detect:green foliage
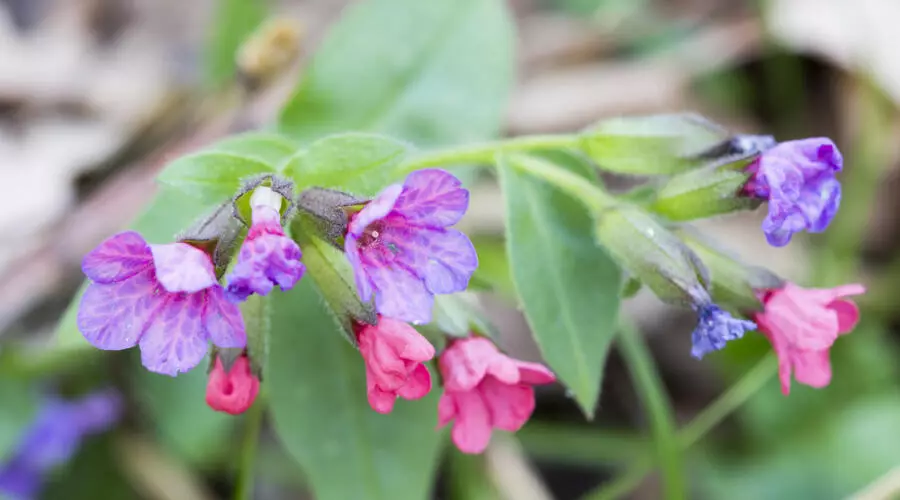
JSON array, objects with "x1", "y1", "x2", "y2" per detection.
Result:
[
  {"x1": 278, "y1": 0, "x2": 514, "y2": 147},
  {"x1": 267, "y1": 282, "x2": 443, "y2": 500},
  {"x1": 283, "y1": 133, "x2": 410, "y2": 195},
  {"x1": 498, "y1": 153, "x2": 622, "y2": 418},
  {"x1": 0, "y1": 379, "x2": 37, "y2": 463},
  {"x1": 241, "y1": 294, "x2": 271, "y2": 377},
  {"x1": 205, "y1": 0, "x2": 268, "y2": 88},
  {"x1": 581, "y1": 113, "x2": 728, "y2": 175},
  {"x1": 430, "y1": 293, "x2": 498, "y2": 340}
]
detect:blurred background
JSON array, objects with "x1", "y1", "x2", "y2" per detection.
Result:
[{"x1": 1, "y1": 0, "x2": 899, "y2": 498}]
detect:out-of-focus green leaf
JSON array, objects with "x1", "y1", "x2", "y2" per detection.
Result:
[
  {"x1": 446, "y1": 451, "x2": 499, "y2": 500},
  {"x1": 0, "y1": 379, "x2": 37, "y2": 463},
  {"x1": 498, "y1": 153, "x2": 622, "y2": 418},
  {"x1": 43, "y1": 435, "x2": 138, "y2": 500},
  {"x1": 284, "y1": 133, "x2": 409, "y2": 196},
  {"x1": 205, "y1": 0, "x2": 268, "y2": 88},
  {"x1": 134, "y1": 356, "x2": 236, "y2": 469},
  {"x1": 581, "y1": 113, "x2": 728, "y2": 175},
  {"x1": 278, "y1": 0, "x2": 514, "y2": 148},
  {"x1": 471, "y1": 235, "x2": 516, "y2": 300},
  {"x1": 268, "y1": 281, "x2": 443, "y2": 500},
  {"x1": 430, "y1": 293, "x2": 498, "y2": 340}
]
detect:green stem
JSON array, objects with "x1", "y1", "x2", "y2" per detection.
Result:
[
  {"x1": 583, "y1": 354, "x2": 777, "y2": 500},
  {"x1": 503, "y1": 153, "x2": 614, "y2": 211},
  {"x1": 234, "y1": 400, "x2": 264, "y2": 500},
  {"x1": 396, "y1": 134, "x2": 581, "y2": 174},
  {"x1": 617, "y1": 321, "x2": 685, "y2": 500}
]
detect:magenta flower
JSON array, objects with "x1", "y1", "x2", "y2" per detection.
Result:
[
  {"x1": 754, "y1": 282, "x2": 864, "y2": 395},
  {"x1": 77, "y1": 231, "x2": 246, "y2": 376},
  {"x1": 438, "y1": 337, "x2": 556, "y2": 454},
  {"x1": 354, "y1": 316, "x2": 435, "y2": 414},
  {"x1": 225, "y1": 187, "x2": 304, "y2": 302},
  {"x1": 743, "y1": 138, "x2": 843, "y2": 247},
  {"x1": 0, "y1": 390, "x2": 121, "y2": 500},
  {"x1": 345, "y1": 169, "x2": 478, "y2": 324}
]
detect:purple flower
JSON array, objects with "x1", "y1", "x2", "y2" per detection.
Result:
[
  {"x1": 691, "y1": 303, "x2": 757, "y2": 359},
  {"x1": 743, "y1": 138, "x2": 843, "y2": 247},
  {"x1": 77, "y1": 231, "x2": 246, "y2": 376},
  {"x1": 0, "y1": 390, "x2": 121, "y2": 500},
  {"x1": 226, "y1": 187, "x2": 304, "y2": 302},
  {"x1": 345, "y1": 169, "x2": 478, "y2": 324}
]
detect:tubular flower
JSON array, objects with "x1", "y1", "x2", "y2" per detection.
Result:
[
  {"x1": 225, "y1": 186, "x2": 304, "y2": 302},
  {"x1": 438, "y1": 337, "x2": 555, "y2": 454},
  {"x1": 206, "y1": 352, "x2": 260, "y2": 415},
  {"x1": 345, "y1": 169, "x2": 478, "y2": 324},
  {"x1": 77, "y1": 231, "x2": 246, "y2": 376},
  {"x1": 355, "y1": 316, "x2": 435, "y2": 414},
  {"x1": 743, "y1": 138, "x2": 843, "y2": 247},
  {"x1": 754, "y1": 282, "x2": 864, "y2": 394}
]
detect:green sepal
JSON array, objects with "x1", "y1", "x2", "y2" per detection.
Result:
[
  {"x1": 176, "y1": 201, "x2": 244, "y2": 279},
  {"x1": 231, "y1": 173, "x2": 296, "y2": 226},
  {"x1": 650, "y1": 158, "x2": 761, "y2": 221}
]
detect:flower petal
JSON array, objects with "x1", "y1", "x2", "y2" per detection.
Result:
[
  {"x1": 366, "y1": 383, "x2": 397, "y2": 414},
  {"x1": 203, "y1": 287, "x2": 247, "y2": 348},
  {"x1": 394, "y1": 169, "x2": 469, "y2": 227},
  {"x1": 449, "y1": 390, "x2": 493, "y2": 454},
  {"x1": 480, "y1": 377, "x2": 536, "y2": 432},
  {"x1": 348, "y1": 184, "x2": 403, "y2": 237},
  {"x1": 397, "y1": 363, "x2": 432, "y2": 401},
  {"x1": 421, "y1": 228, "x2": 478, "y2": 294},
  {"x1": 515, "y1": 361, "x2": 557, "y2": 385},
  {"x1": 82, "y1": 231, "x2": 152, "y2": 283},
  {"x1": 789, "y1": 348, "x2": 832, "y2": 389},
  {"x1": 77, "y1": 271, "x2": 161, "y2": 350},
  {"x1": 345, "y1": 236, "x2": 374, "y2": 302},
  {"x1": 138, "y1": 293, "x2": 209, "y2": 376},
  {"x1": 150, "y1": 243, "x2": 217, "y2": 293},
  {"x1": 375, "y1": 317, "x2": 435, "y2": 362},
  {"x1": 440, "y1": 337, "x2": 497, "y2": 392},
  {"x1": 368, "y1": 264, "x2": 433, "y2": 324},
  {"x1": 437, "y1": 392, "x2": 457, "y2": 428}
]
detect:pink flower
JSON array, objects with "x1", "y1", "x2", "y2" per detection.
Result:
[
  {"x1": 206, "y1": 353, "x2": 260, "y2": 415},
  {"x1": 754, "y1": 282, "x2": 865, "y2": 395},
  {"x1": 438, "y1": 337, "x2": 556, "y2": 454},
  {"x1": 354, "y1": 316, "x2": 435, "y2": 414},
  {"x1": 225, "y1": 187, "x2": 304, "y2": 301},
  {"x1": 77, "y1": 231, "x2": 246, "y2": 376}
]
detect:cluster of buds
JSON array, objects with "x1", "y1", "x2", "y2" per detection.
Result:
[{"x1": 76, "y1": 169, "x2": 554, "y2": 454}]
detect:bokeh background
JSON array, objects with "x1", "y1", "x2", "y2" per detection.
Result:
[{"x1": 1, "y1": 0, "x2": 898, "y2": 499}]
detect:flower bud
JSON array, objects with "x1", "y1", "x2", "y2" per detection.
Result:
[{"x1": 206, "y1": 351, "x2": 260, "y2": 415}]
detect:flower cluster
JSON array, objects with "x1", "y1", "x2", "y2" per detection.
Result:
[{"x1": 0, "y1": 390, "x2": 121, "y2": 499}]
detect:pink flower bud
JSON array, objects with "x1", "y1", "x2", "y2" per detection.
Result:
[{"x1": 206, "y1": 354, "x2": 260, "y2": 415}]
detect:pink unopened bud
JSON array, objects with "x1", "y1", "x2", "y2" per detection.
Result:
[{"x1": 206, "y1": 353, "x2": 260, "y2": 415}]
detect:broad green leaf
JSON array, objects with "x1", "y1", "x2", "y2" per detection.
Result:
[
  {"x1": 268, "y1": 281, "x2": 443, "y2": 500},
  {"x1": 204, "y1": 0, "x2": 268, "y2": 88},
  {"x1": 158, "y1": 152, "x2": 275, "y2": 203},
  {"x1": 580, "y1": 113, "x2": 728, "y2": 175},
  {"x1": 210, "y1": 132, "x2": 299, "y2": 168},
  {"x1": 43, "y1": 435, "x2": 139, "y2": 500},
  {"x1": 497, "y1": 153, "x2": 622, "y2": 417},
  {"x1": 134, "y1": 355, "x2": 236, "y2": 469},
  {"x1": 278, "y1": 0, "x2": 514, "y2": 148},
  {"x1": 284, "y1": 133, "x2": 409, "y2": 196},
  {"x1": 0, "y1": 379, "x2": 37, "y2": 463}
]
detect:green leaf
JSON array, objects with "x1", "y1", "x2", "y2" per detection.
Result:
[
  {"x1": 431, "y1": 293, "x2": 498, "y2": 340},
  {"x1": 581, "y1": 113, "x2": 728, "y2": 175},
  {"x1": 210, "y1": 132, "x2": 299, "y2": 168},
  {"x1": 497, "y1": 153, "x2": 622, "y2": 418},
  {"x1": 471, "y1": 235, "x2": 516, "y2": 300},
  {"x1": 284, "y1": 133, "x2": 409, "y2": 196},
  {"x1": 268, "y1": 281, "x2": 443, "y2": 500},
  {"x1": 158, "y1": 152, "x2": 275, "y2": 203},
  {"x1": 134, "y1": 356, "x2": 237, "y2": 469},
  {"x1": 204, "y1": 0, "x2": 268, "y2": 88},
  {"x1": 290, "y1": 215, "x2": 375, "y2": 344},
  {"x1": 0, "y1": 378, "x2": 37, "y2": 463},
  {"x1": 278, "y1": 0, "x2": 514, "y2": 148}
]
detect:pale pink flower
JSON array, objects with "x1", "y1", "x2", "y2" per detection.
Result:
[
  {"x1": 754, "y1": 282, "x2": 864, "y2": 395},
  {"x1": 438, "y1": 337, "x2": 555, "y2": 454}
]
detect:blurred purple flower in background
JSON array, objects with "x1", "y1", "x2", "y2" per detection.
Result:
[
  {"x1": 225, "y1": 186, "x2": 304, "y2": 302},
  {"x1": 743, "y1": 138, "x2": 843, "y2": 247},
  {"x1": 345, "y1": 169, "x2": 478, "y2": 324},
  {"x1": 77, "y1": 231, "x2": 246, "y2": 376},
  {"x1": 0, "y1": 390, "x2": 121, "y2": 500}
]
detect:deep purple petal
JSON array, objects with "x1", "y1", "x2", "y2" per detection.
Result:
[
  {"x1": 394, "y1": 169, "x2": 469, "y2": 227},
  {"x1": 149, "y1": 243, "x2": 217, "y2": 293},
  {"x1": 801, "y1": 177, "x2": 841, "y2": 233},
  {"x1": 203, "y1": 287, "x2": 247, "y2": 348},
  {"x1": 81, "y1": 231, "x2": 152, "y2": 284},
  {"x1": 138, "y1": 292, "x2": 209, "y2": 376},
  {"x1": 0, "y1": 458, "x2": 40, "y2": 500},
  {"x1": 368, "y1": 265, "x2": 434, "y2": 324},
  {"x1": 345, "y1": 236, "x2": 374, "y2": 302},
  {"x1": 225, "y1": 234, "x2": 304, "y2": 301},
  {"x1": 348, "y1": 184, "x2": 403, "y2": 237},
  {"x1": 77, "y1": 270, "x2": 162, "y2": 350},
  {"x1": 690, "y1": 304, "x2": 756, "y2": 359}
]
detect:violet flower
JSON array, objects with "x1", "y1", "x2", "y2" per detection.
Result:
[
  {"x1": 225, "y1": 186, "x2": 304, "y2": 302},
  {"x1": 689, "y1": 287, "x2": 756, "y2": 359},
  {"x1": 743, "y1": 138, "x2": 843, "y2": 247},
  {"x1": 0, "y1": 390, "x2": 121, "y2": 500},
  {"x1": 77, "y1": 231, "x2": 246, "y2": 376},
  {"x1": 344, "y1": 169, "x2": 478, "y2": 324}
]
